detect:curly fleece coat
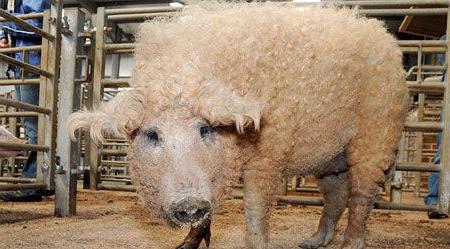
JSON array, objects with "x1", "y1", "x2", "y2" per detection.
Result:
[{"x1": 68, "y1": 4, "x2": 408, "y2": 249}]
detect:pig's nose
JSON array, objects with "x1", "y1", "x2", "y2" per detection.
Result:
[{"x1": 168, "y1": 197, "x2": 211, "y2": 225}]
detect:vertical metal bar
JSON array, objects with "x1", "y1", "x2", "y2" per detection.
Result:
[
  {"x1": 414, "y1": 94, "x2": 425, "y2": 197},
  {"x1": 111, "y1": 23, "x2": 121, "y2": 79},
  {"x1": 391, "y1": 133, "x2": 405, "y2": 203},
  {"x1": 36, "y1": 10, "x2": 50, "y2": 185},
  {"x1": 438, "y1": 6, "x2": 450, "y2": 215},
  {"x1": 54, "y1": 8, "x2": 85, "y2": 217},
  {"x1": 418, "y1": 47, "x2": 423, "y2": 82},
  {"x1": 7, "y1": 92, "x2": 17, "y2": 177},
  {"x1": 88, "y1": 7, "x2": 106, "y2": 190}
]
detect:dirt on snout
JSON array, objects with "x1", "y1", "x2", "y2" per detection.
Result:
[{"x1": 0, "y1": 189, "x2": 449, "y2": 249}]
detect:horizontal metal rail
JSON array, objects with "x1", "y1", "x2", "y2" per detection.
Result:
[
  {"x1": 101, "y1": 78, "x2": 131, "y2": 88},
  {"x1": 0, "y1": 10, "x2": 54, "y2": 41},
  {"x1": 0, "y1": 53, "x2": 52, "y2": 78},
  {"x1": 102, "y1": 142, "x2": 129, "y2": 146},
  {"x1": 105, "y1": 6, "x2": 183, "y2": 15},
  {"x1": 232, "y1": 192, "x2": 438, "y2": 212},
  {"x1": 0, "y1": 183, "x2": 44, "y2": 191},
  {"x1": 100, "y1": 149, "x2": 128, "y2": 157},
  {"x1": 359, "y1": 8, "x2": 448, "y2": 16},
  {"x1": 404, "y1": 121, "x2": 442, "y2": 132},
  {"x1": 321, "y1": 0, "x2": 450, "y2": 7},
  {"x1": 402, "y1": 47, "x2": 446, "y2": 53},
  {"x1": 107, "y1": 12, "x2": 176, "y2": 22},
  {"x1": 0, "y1": 141, "x2": 49, "y2": 151},
  {"x1": 97, "y1": 183, "x2": 136, "y2": 192},
  {"x1": 0, "y1": 97, "x2": 51, "y2": 114},
  {"x1": 0, "y1": 177, "x2": 36, "y2": 183},
  {"x1": 0, "y1": 78, "x2": 40, "y2": 86},
  {"x1": 0, "y1": 111, "x2": 39, "y2": 117},
  {"x1": 104, "y1": 41, "x2": 447, "y2": 52},
  {"x1": 0, "y1": 45, "x2": 41, "y2": 53},
  {"x1": 396, "y1": 162, "x2": 441, "y2": 172},
  {"x1": 398, "y1": 40, "x2": 447, "y2": 47},
  {"x1": 407, "y1": 82, "x2": 445, "y2": 93},
  {"x1": 103, "y1": 43, "x2": 135, "y2": 51},
  {"x1": 0, "y1": 12, "x2": 43, "y2": 22}
]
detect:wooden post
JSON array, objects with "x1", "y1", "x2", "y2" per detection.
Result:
[
  {"x1": 54, "y1": 8, "x2": 85, "y2": 217},
  {"x1": 87, "y1": 7, "x2": 106, "y2": 190},
  {"x1": 438, "y1": 6, "x2": 450, "y2": 215}
]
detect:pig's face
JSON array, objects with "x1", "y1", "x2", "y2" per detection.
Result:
[
  {"x1": 68, "y1": 85, "x2": 263, "y2": 226},
  {"x1": 129, "y1": 110, "x2": 234, "y2": 226}
]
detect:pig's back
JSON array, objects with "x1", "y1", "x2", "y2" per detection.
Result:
[{"x1": 194, "y1": 6, "x2": 405, "y2": 171}]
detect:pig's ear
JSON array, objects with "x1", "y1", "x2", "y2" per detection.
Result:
[
  {"x1": 68, "y1": 89, "x2": 145, "y2": 144},
  {"x1": 194, "y1": 81, "x2": 264, "y2": 134}
]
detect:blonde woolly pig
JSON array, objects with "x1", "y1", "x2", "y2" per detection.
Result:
[{"x1": 68, "y1": 4, "x2": 408, "y2": 249}]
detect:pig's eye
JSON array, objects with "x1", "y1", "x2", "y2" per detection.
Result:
[
  {"x1": 199, "y1": 124, "x2": 215, "y2": 139},
  {"x1": 143, "y1": 129, "x2": 161, "y2": 145}
]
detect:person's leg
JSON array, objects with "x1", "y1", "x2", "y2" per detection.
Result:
[
  {"x1": 425, "y1": 172, "x2": 439, "y2": 206},
  {"x1": 18, "y1": 81, "x2": 39, "y2": 179},
  {"x1": 0, "y1": 71, "x2": 41, "y2": 201}
]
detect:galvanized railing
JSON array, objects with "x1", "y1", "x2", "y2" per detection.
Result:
[{"x1": 0, "y1": 2, "x2": 62, "y2": 195}]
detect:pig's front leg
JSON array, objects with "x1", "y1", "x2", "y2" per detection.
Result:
[
  {"x1": 176, "y1": 218, "x2": 211, "y2": 249},
  {"x1": 243, "y1": 168, "x2": 272, "y2": 249}
]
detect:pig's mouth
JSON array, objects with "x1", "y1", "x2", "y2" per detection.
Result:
[{"x1": 167, "y1": 197, "x2": 211, "y2": 226}]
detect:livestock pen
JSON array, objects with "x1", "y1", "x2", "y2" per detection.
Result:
[{"x1": 0, "y1": 1, "x2": 449, "y2": 249}]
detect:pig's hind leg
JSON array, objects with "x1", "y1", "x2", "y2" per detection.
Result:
[
  {"x1": 299, "y1": 153, "x2": 349, "y2": 249},
  {"x1": 176, "y1": 218, "x2": 211, "y2": 249}
]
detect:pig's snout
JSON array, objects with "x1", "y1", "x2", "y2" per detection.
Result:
[{"x1": 168, "y1": 197, "x2": 211, "y2": 225}]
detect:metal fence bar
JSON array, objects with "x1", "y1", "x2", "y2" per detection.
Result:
[
  {"x1": 0, "y1": 177, "x2": 36, "y2": 183},
  {"x1": 359, "y1": 8, "x2": 448, "y2": 16},
  {"x1": 438, "y1": 6, "x2": 450, "y2": 215},
  {"x1": 404, "y1": 121, "x2": 442, "y2": 132},
  {"x1": 54, "y1": 8, "x2": 84, "y2": 216},
  {"x1": 0, "y1": 53, "x2": 52, "y2": 78},
  {"x1": 0, "y1": 10, "x2": 55, "y2": 41},
  {"x1": 107, "y1": 12, "x2": 176, "y2": 22},
  {"x1": 101, "y1": 78, "x2": 131, "y2": 88},
  {"x1": 0, "y1": 12, "x2": 43, "y2": 22},
  {"x1": 0, "y1": 97, "x2": 51, "y2": 114},
  {"x1": 0, "y1": 183, "x2": 45, "y2": 191},
  {"x1": 0, "y1": 142, "x2": 49, "y2": 151},
  {"x1": 398, "y1": 40, "x2": 447, "y2": 47},
  {"x1": 321, "y1": 0, "x2": 450, "y2": 7},
  {"x1": 0, "y1": 45, "x2": 41, "y2": 53},
  {"x1": 87, "y1": 7, "x2": 106, "y2": 190},
  {"x1": 396, "y1": 162, "x2": 441, "y2": 172},
  {"x1": 101, "y1": 149, "x2": 128, "y2": 157},
  {"x1": 105, "y1": 6, "x2": 182, "y2": 15},
  {"x1": 407, "y1": 82, "x2": 446, "y2": 94},
  {"x1": 0, "y1": 79, "x2": 40, "y2": 85},
  {"x1": 97, "y1": 183, "x2": 136, "y2": 192},
  {"x1": 0, "y1": 111, "x2": 39, "y2": 117}
]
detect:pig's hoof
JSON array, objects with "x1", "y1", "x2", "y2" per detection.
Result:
[
  {"x1": 299, "y1": 239, "x2": 322, "y2": 249},
  {"x1": 341, "y1": 238, "x2": 364, "y2": 249},
  {"x1": 176, "y1": 241, "x2": 201, "y2": 249},
  {"x1": 299, "y1": 233, "x2": 332, "y2": 249}
]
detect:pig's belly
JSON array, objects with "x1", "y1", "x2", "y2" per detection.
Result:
[{"x1": 283, "y1": 124, "x2": 354, "y2": 177}]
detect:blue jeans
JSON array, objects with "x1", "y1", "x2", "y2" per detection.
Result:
[
  {"x1": 14, "y1": 71, "x2": 39, "y2": 179},
  {"x1": 425, "y1": 172, "x2": 440, "y2": 206},
  {"x1": 425, "y1": 131, "x2": 441, "y2": 206}
]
